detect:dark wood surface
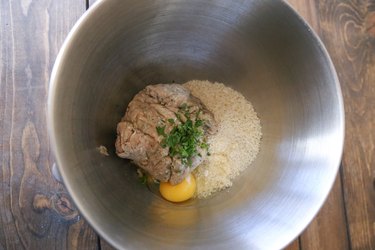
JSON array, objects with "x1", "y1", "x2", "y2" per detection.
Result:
[{"x1": 1, "y1": 0, "x2": 374, "y2": 249}]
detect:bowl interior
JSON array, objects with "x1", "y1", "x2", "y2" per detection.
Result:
[{"x1": 49, "y1": 0, "x2": 344, "y2": 249}]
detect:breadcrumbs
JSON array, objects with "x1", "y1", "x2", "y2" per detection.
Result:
[{"x1": 184, "y1": 80, "x2": 262, "y2": 198}]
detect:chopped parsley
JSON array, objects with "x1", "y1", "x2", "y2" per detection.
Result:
[
  {"x1": 156, "y1": 125, "x2": 166, "y2": 137},
  {"x1": 139, "y1": 175, "x2": 147, "y2": 185},
  {"x1": 136, "y1": 168, "x2": 148, "y2": 185},
  {"x1": 156, "y1": 104, "x2": 210, "y2": 166}
]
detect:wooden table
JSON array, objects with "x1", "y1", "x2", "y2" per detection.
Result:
[{"x1": 1, "y1": 0, "x2": 374, "y2": 249}]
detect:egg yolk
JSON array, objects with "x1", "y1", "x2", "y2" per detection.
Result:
[{"x1": 159, "y1": 174, "x2": 196, "y2": 202}]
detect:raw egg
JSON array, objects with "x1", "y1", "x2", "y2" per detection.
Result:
[{"x1": 159, "y1": 174, "x2": 196, "y2": 202}]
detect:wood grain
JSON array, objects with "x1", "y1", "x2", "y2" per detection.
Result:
[
  {"x1": 0, "y1": 0, "x2": 98, "y2": 249},
  {"x1": 317, "y1": 1, "x2": 375, "y2": 249}
]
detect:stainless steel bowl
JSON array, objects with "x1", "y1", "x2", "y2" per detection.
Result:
[{"x1": 48, "y1": 0, "x2": 344, "y2": 249}]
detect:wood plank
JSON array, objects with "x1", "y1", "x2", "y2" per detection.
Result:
[
  {"x1": 286, "y1": 1, "x2": 350, "y2": 249},
  {"x1": 0, "y1": 0, "x2": 98, "y2": 249},
  {"x1": 316, "y1": 1, "x2": 375, "y2": 249}
]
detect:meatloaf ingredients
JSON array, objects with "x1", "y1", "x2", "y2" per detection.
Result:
[
  {"x1": 159, "y1": 173, "x2": 196, "y2": 202},
  {"x1": 115, "y1": 84, "x2": 217, "y2": 185},
  {"x1": 184, "y1": 80, "x2": 262, "y2": 199}
]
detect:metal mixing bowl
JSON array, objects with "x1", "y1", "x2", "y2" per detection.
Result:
[{"x1": 48, "y1": 0, "x2": 344, "y2": 249}]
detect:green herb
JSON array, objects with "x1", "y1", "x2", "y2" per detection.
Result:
[
  {"x1": 139, "y1": 175, "x2": 147, "y2": 184},
  {"x1": 179, "y1": 103, "x2": 188, "y2": 111},
  {"x1": 156, "y1": 125, "x2": 166, "y2": 137},
  {"x1": 167, "y1": 118, "x2": 175, "y2": 124},
  {"x1": 156, "y1": 104, "x2": 210, "y2": 167}
]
